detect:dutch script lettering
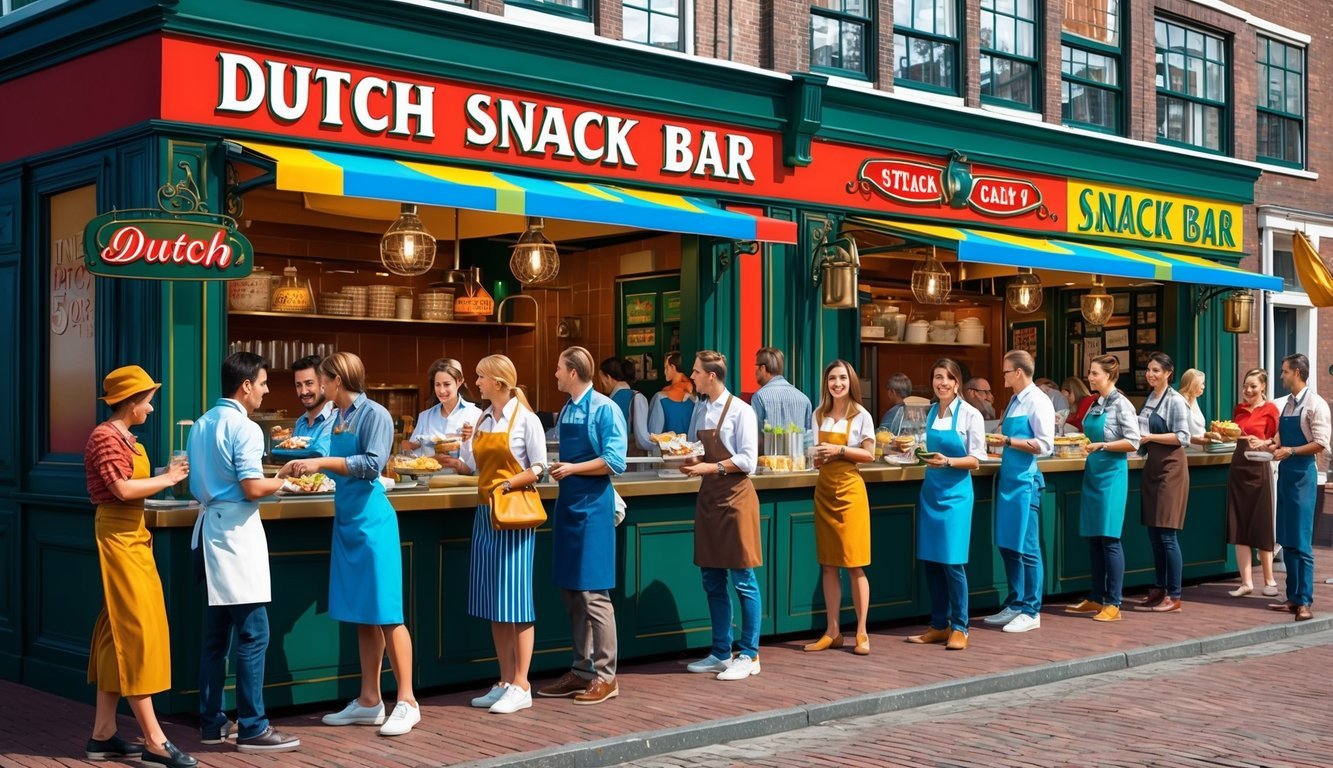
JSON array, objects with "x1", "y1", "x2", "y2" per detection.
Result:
[{"x1": 100, "y1": 226, "x2": 235, "y2": 270}]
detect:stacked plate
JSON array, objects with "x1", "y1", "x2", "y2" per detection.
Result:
[
  {"x1": 419, "y1": 291, "x2": 455, "y2": 321},
  {"x1": 321, "y1": 293, "x2": 353, "y2": 316},
  {"x1": 341, "y1": 285, "x2": 368, "y2": 317},
  {"x1": 367, "y1": 285, "x2": 397, "y2": 318}
]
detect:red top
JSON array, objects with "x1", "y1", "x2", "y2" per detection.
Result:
[
  {"x1": 1066, "y1": 395, "x2": 1098, "y2": 432},
  {"x1": 84, "y1": 422, "x2": 139, "y2": 504},
  {"x1": 1231, "y1": 401, "x2": 1279, "y2": 440}
]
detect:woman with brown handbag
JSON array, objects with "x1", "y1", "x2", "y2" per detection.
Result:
[{"x1": 460, "y1": 354, "x2": 548, "y2": 714}]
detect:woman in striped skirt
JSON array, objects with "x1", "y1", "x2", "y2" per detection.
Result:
[{"x1": 459, "y1": 354, "x2": 548, "y2": 714}]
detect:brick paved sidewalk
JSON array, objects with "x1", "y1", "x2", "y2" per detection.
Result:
[{"x1": 4, "y1": 552, "x2": 1332, "y2": 768}]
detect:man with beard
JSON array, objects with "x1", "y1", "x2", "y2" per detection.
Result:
[{"x1": 291, "y1": 355, "x2": 334, "y2": 457}]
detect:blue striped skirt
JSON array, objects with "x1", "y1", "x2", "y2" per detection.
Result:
[{"x1": 467, "y1": 505, "x2": 536, "y2": 623}]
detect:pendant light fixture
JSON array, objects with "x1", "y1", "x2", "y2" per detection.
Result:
[
  {"x1": 910, "y1": 248, "x2": 951, "y2": 305},
  {"x1": 812, "y1": 235, "x2": 860, "y2": 309},
  {"x1": 1080, "y1": 275, "x2": 1115, "y2": 327},
  {"x1": 509, "y1": 217, "x2": 560, "y2": 285},
  {"x1": 1006, "y1": 268, "x2": 1044, "y2": 314},
  {"x1": 380, "y1": 204, "x2": 437, "y2": 277},
  {"x1": 1222, "y1": 290, "x2": 1255, "y2": 333}
]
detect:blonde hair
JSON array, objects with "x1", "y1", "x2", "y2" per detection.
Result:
[
  {"x1": 814, "y1": 359, "x2": 864, "y2": 425},
  {"x1": 560, "y1": 346, "x2": 596, "y2": 382},
  {"x1": 1179, "y1": 368, "x2": 1205, "y2": 399},
  {"x1": 477, "y1": 354, "x2": 531, "y2": 410},
  {"x1": 1061, "y1": 376, "x2": 1092, "y2": 401},
  {"x1": 319, "y1": 351, "x2": 365, "y2": 393}
]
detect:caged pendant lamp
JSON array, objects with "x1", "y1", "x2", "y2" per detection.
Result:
[
  {"x1": 911, "y1": 248, "x2": 951, "y2": 304},
  {"x1": 509, "y1": 218, "x2": 560, "y2": 285},
  {"x1": 1080, "y1": 275, "x2": 1115, "y2": 327},
  {"x1": 380, "y1": 204, "x2": 437, "y2": 277},
  {"x1": 1006, "y1": 268, "x2": 1044, "y2": 314}
]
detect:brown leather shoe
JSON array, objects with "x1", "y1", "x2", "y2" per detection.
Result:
[
  {"x1": 802, "y1": 634, "x2": 844, "y2": 652},
  {"x1": 1136, "y1": 589, "x2": 1166, "y2": 608},
  {"x1": 1065, "y1": 599, "x2": 1102, "y2": 614},
  {"x1": 1148, "y1": 596, "x2": 1182, "y2": 613},
  {"x1": 1295, "y1": 605, "x2": 1314, "y2": 622},
  {"x1": 537, "y1": 671, "x2": 590, "y2": 698},
  {"x1": 572, "y1": 678, "x2": 619, "y2": 705},
  {"x1": 1267, "y1": 601, "x2": 1297, "y2": 613},
  {"x1": 945, "y1": 630, "x2": 968, "y2": 650},
  {"x1": 905, "y1": 627, "x2": 950, "y2": 645}
]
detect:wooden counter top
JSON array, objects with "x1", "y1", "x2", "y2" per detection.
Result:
[{"x1": 145, "y1": 450, "x2": 1234, "y2": 528}]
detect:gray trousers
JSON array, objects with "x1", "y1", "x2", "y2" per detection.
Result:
[{"x1": 561, "y1": 588, "x2": 618, "y2": 681}]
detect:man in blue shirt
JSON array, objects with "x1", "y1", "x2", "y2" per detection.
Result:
[
  {"x1": 879, "y1": 373, "x2": 912, "y2": 432},
  {"x1": 290, "y1": 355, "x2": 334, "y2": 457},
  {"x1": 187, "y1": 352, "x2": 299, "y2": 754},
  {"x1": 750, "y1": 347, "x2": 812, "y2": 433},
  {"x1": 538, "y1": 346, "x2": 627, "y2": 705}
]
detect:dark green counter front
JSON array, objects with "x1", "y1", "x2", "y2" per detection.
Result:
[{"x1": 131, "y1": 453, "x2": 1233, "y2": 714}]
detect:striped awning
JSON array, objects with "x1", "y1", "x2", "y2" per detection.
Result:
[
  {"x1": 236, "y1": 141, "x2": 797, "y2": 244},
  {"x1": 854, "y1": 219, "x2": 1281, "y2": 292}
]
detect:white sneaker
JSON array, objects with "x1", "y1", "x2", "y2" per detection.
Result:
[
  {"x1": 378, "y1": 700, "x2": 421, "y2": 736},
  {"x1": 471, "y1": 683, "x2": 509, "y2": 708},
  {"x1": 686, "y1": 654, "x2": 732, "y2": 674},
  {"x1": 716, "y1": 655, "x2": 760, "y2": 681},
  {"x1": 1002, "y1": 613, "x2": 1041, "y2": 633},
  {"x1": 489, "y1": 684, "x2": 532, "y2": 714},
  {"x1": 982, "y1": 606, "x2": 1021, "y2": 625},
  {"x1": 322, "y1": 699, "x2": 386, "y2": 726}
]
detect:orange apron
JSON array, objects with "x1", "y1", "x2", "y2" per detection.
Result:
[
  {"x1": 813, "y1": 417, "x2": 871, "y2": 567},
  {"x1": 88, "y1": 443, "x2": 171, "y2": 695},
  {"x1": 474, "y1": 402, "x2": 525, "y2": 503}
]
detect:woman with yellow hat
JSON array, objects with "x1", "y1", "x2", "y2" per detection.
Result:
[{"x1": 83, "y1": 365, "x2": 197, "y2": 767}]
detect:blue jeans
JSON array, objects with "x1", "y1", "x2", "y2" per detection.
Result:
[
  {"x1": 1147, "y1": 527, "x2": 1182, "y2": 598},
  {"x1": 701, "y1": 567, "x2": 760, "y2": 660},
  {"x1": 1000, "y1": 503, "x2": 1043, "y2": 616},
  {"x1": 923, "y1": 561, "x2": 969, "y2": 633},
  {"x1": 199, "y1": 603, "x2": 270, "y2": 740},
  {"x1": 1088, "y1": 536, "x2": 1124, "y2": 607},
  {"x1": 1285, "y1": 547, "x2": 1314, "y2": 606}
]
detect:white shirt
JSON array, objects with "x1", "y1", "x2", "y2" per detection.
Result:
[
  {"x1": 408, "y1": 398, "x2": 484, "y2": 457},
  {"x1": 1187, "y1": 399, "x2": 1206, "y2": 438},
  {"x1": 1002, "y1": 382, "x2": 1055, "y2": 456},
  {"x1": 929, "y1": 397, "x2": 990, "y2": 461},
  {"x1": 699, "y1": 388, "x2": 758, "y2": 474},
  {"x1": 818, "y1": 408, "x2": 876, "y2": 448},
  {"x1": 1280, "y1": 386, "x2": 1332, "y2": 451},
  {"x1": 461, "y1": 397, "x2": 549, "y2": 472}
]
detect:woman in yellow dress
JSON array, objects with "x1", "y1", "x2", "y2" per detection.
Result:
[
  {"x1": 803, "y1": 360, "x2": 876, "y2": 655},
  {"x1": 83, "y1": 366, "x2": 196, "y2": 767}
]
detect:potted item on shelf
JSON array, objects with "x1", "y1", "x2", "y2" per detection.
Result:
[
  {"x1": 228, "y1": 266, "x2": 273, "y2": 312},
  {"x1": 905, "y1": 319, "x2": 930, "y2": 344},
  {"x1": 271, "y1": 265, "x2": 315, "y2": 314},
  {"x1": 957, "y1": 317, "x2": 985, "y2": 345}
]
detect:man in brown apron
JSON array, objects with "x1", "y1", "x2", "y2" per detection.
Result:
[{"x1": 681, "y1": 351, "x2": 763, "y2": 681}]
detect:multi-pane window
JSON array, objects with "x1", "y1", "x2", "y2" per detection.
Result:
[
  {"x1": 893, "y1": 0, "x2": 959, "y2": 94},
  {"x1": 1061, "y1": 0, "x2": 1121, "y2": 133},
  {"x1": 1257, "y1": 37, "x2": 1304, "y2": 166},
  {"x1": 980, "y1": 0, "x2": 1039, "y2": 109},
  {"x1": 1, "y1": 0, "x2": 42, "y2": 14},
  {"x1": 508, "y1": 0, "x2": 590, "y2": 20},
  {"x1": 624, "y1": 0, "x2": 684, "y2": 51},
  {"x1": 811, "y1": 0, "x2": 872, "y2": 78},
  {"x1": 1155, "y1": 18, "x2": 1227, "y2": 152}
]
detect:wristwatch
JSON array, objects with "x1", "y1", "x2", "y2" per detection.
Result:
[
  {"x1": 501, "y1": 480, "x2": 513, "y2": 493},
  {"x1": 716, "y1": 463, "x2": 727, "y2": 476},
  {"x1": 1005, "y1": 436, "x2": 1013, "y2": 447}
]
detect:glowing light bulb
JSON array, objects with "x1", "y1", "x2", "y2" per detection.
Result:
[{"x1": 403, "y1": 235, "x2": 416, "y2": 263}]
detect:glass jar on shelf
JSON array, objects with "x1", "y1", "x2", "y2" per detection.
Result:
[{"x1": 270, "y1": 264, "x2": 316, "y2": 314}]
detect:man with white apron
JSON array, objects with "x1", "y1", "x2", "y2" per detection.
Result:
[
  {"x1": 538, "y1": 347, "x2": 628, "y2": 705},
  {"x1": 187, "y1": 353, "x2": 299, "y2": 753},
  {"x1": 1264, "y1": 354, "x2": 1329, "y2": 622},
  {"x1": 984, "y1": 350, "x2": 1054, "y2": 634}
]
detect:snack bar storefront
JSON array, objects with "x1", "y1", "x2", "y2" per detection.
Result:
[{"x1": 0, "y1": 0, "x2": 1276, "y2": 713}]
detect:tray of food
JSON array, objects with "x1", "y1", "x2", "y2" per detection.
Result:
[
  {"x1": 390, "y1": 455, "x2": 446, "y2": 476},
  {"x1": 424, "y1": 433, "x2": 463, "y2": 457},
  {"x1": 756, "y1": 455, "x2": 811, "y2": 473},
  {"x1": 651, "y1": 432, "x2": 705, "y2": 467},
  {"x1": 271, "y1": 434, "x2": 319, "y2": 460},
  {"x1": 279, "y1": 473, "x2": 336, "y2": 495},
  {"x1": 1209, "y1": 420, "x2": 1243, "y2": 442},
  {"x1": 881, "y1": 433, "x2": 920, "y2": 464},
  {"x1": 1053, "y1": 434, "x2": 1090, "y2": 458}
]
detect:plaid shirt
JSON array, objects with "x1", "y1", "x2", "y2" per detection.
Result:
[{"x1": 750, "y1": 376, "x2": 813, "y2": 433}]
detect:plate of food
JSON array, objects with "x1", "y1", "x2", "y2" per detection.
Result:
[
  {"x1": 651, "y1": 432, "x2": 704, "y2": 467},
  {"x1": 916, "y1": 450, "x2": 943, "y2": 461},
  {"x1": 1209, "y1": 420, "x2": 1243, "y2": 443},
  {"x1": 271, "y1": 434, "x2": 319, "y2": 460},
  {"x1": 1053, "y1": 434, "x2": 1091, "y2": 458},
  {"x1": 391, "y1": 455, "x2": 446, "y2": 476},
  {"x1": 279, "y1": 473, "x2": 336, "y2": 495}
]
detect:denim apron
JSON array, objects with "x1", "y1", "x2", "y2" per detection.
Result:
[
  {"x1": 1276, "y1": 395, "x2": 1316, "y2": 549},
  {"x1": 918, "y1": 401, "x2": 972, "y2": 565},
  {"x1": 1080, "y1": 394, "x2": 1128, "y2": 538},
  {"x1": 553, "y1": 396, "x2": 616, "y2": 591},
  {"x1": 327, "y1": 420, "x2": 403, "y2": 625},
  {"x1": 996, "y1": 397, "x2": 1043, "y2": 553},
  {"x1": 659, "y1": 396, "x2": 695, "y2": 435}
]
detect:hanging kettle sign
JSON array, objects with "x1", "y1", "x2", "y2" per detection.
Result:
[{"x1": 83, "y1": 169, "x2": 253, "y2": 281}]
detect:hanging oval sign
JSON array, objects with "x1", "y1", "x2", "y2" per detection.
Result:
[{"x1": 84, "y1": 209, "x2": 254, "y2": 281}]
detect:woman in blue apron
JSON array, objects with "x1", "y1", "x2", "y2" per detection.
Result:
[
  {"x1": 907, "y1": 359, "x2": 985, "y2": 651},
  {"x1": 984, "y1": 350, "x2": 1053, "y2": 633},
  {"x1": 290, "y1": 352, "x2": 420, "y2": 737},
  {"x1": 1263, "y1": 354, "x2": 1328, "y2": 622},
  {"x1": 649, "y1": 352, "x2": 696, "y2": 436},
  {"x1": 1134, "y1": 353, "x2": 1191, "y2": 614},
  {"x1": 1065, "y1": 355, "x2": 1140, "y2": 623},
  {"x1": 600, "y1": 357, "x2": 652, "y2": 456}
]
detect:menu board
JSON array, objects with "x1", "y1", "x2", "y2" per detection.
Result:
[
  {"x1": 1064, "y1": 288, "x2": 1162, "y2": 393},
  {"x1": 616, "y1": 273, "x2": 681, "y2": 397}
]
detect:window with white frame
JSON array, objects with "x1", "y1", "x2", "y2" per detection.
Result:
[
  {"x1": 894, "y1": 0, "x2": 960, "y2": 94},
  {"x1": 1260, "y1": 222, "x2": 1320, "y2": 401}
]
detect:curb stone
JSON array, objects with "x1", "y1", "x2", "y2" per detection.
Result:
[{"x1": 457, "y1": 617, "x2": 1333, "y2": 768}]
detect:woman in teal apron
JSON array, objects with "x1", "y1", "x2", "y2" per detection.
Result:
[
  {"x1": 1065, "y1": 355, "x2": 1140, "y2": 623},
  {"x1": 289, "y1": 352, "x2": 419, "y2": 736},
  {"x1": 600, "y1": 357, "x2": 652, "y2": 456},
  {"x1": 907, "y1": 359, "x2": 984, "y2": 651},
  {"x1": 649, "y1": 352, "x2": 696, "y2": 436}
]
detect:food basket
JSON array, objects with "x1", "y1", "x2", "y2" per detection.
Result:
[
  {"x1": 1210, "y1": 420, "x2": 1243, "y2": 442},
  {"x1": 1052, "y1": 436, "x2": 1089, "y2": 458},
  {"x1": 651, "y1": 432, "x2": 704, "y2": 468},
  {"x1": 278, "y1": 473, "x2": 336, "y2": 495},
  {"x1": 390, "y1": 454, "x2": 446, "y2": 476}
]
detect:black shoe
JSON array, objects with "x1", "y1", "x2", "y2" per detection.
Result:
[
  {"x1": 199, "y1": 719, "x2": 235, "y2": 744},
  {"x1": 236, "y1": 725, "x2": 300, "y2": 753},
  {"x1": 85, "y1": 732, "x2": 145, "y2": 760},
  {"x1": 141, "y1": 741, "x2": 198, "y2": 768}
]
